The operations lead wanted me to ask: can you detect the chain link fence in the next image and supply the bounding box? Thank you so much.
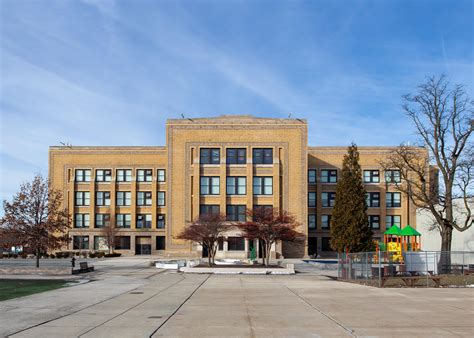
[337,251,474,287]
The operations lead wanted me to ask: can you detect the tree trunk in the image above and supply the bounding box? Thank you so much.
[439,226,453,273]
[265,243,271,267]
[36,248,40,268]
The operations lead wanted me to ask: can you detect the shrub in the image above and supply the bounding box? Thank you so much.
[96,251,105,258]
[13,254,18,258]
[0,253,3,259]
[81,251,88,258]
[20,253,28,259]
[104,253,122,258]
[49,253,55,259]
[88,252,97,258]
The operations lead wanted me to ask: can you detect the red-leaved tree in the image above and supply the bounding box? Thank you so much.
[238,207,303,266]
[0,174,70,267]
[177,213,233,266]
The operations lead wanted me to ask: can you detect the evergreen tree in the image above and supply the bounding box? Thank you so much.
[330,143,373,253]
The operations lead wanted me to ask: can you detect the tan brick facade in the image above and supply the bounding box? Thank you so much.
[49,116,430,258]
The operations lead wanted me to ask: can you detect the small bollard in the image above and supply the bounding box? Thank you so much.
[71,257,76,268]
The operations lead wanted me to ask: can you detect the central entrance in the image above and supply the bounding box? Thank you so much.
[135,236,151,255]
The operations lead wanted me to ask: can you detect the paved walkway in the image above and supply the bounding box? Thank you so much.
[1,259,473,337]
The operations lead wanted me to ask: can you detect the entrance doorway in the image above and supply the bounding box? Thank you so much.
[135,236,152,255]
[308,237,317,257]
[202,244,209,258]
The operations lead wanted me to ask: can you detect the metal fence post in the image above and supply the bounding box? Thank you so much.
[378,249,382,287]
[425,251,429,287]
[337,252,340,278]
[365,252,368,285]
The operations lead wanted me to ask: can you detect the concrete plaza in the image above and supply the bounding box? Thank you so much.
[1,258,473,337]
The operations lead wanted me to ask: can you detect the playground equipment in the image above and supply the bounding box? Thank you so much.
[375,225,422,263]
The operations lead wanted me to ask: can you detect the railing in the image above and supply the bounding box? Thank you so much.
[337,251,474,287]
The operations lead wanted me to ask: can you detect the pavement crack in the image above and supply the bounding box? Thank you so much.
[240,276,255,338]
[285,286,357,337]
[148,274,211,337]
[77,275,186,337]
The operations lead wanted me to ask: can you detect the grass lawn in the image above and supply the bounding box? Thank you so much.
[0,279,69,301]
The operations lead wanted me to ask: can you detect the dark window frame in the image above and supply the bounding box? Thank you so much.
[200,205,220,216]
[75,169,91,182]
[157,191,166,206]
[369,215,380,229]
[308,169,317,184]
[200,148,220,165]
[200,176,220,195]
[137,191,153,206]
[116,213,131,228]
[253,176,273,195]
[116,169,132,182]
[95,213,110,228]
[96,169,112,182]
[364,170,380,183]
[96,191,111,206]
[308,192,317,207]
[136,214,152,228]
[252,148,273,164]
[365,192,380,207]
[321,192,336,207]
[137,169,153,182]
[226,205,246,222]
[226,176,246,195]
[157,214,165,229]
[227,237,245,251]
[321,170,338,183]
[226,148,246,164]
[321,215,331,229]
[386,192,401,208]
[385,170,401,183]
[308,214,316,229]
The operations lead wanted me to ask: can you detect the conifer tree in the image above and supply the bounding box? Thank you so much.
[330,143,373,252]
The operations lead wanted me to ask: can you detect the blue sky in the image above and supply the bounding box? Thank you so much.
[0,0,472,202]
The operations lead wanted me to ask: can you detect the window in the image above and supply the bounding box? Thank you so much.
[96,192,111,206]
[157,192,166,206]
[321,170,337,183]
[308,170,317,184]
[137,192,152,206]
[385,170,401,183]
[252,148,273,164]
[321,215,331,229]
[200,177,220,195]
[364,170,380,183]
[227,237,245,251]
[116,191,131,206]
[73,236,89,250]
[115,236,131,250]
[96,169,112,182]
[308,214,316,229]
[386,215,401,228]
[369,215,380,229]
[322,237,333,251]
[157,214,165,229]
[200,148,220,164]
[116,214,131,228]
[226,177,246,195]
[116,169,132,182]
[308,192,317,207]
[75,169,91,182]
[253,177,272,195]
[226,148,246,164]
[137,214,152,228]
[386,192,401,207]
[95,214,110,228]
[157,169,166,182]
[94,236,108,251]
[218,237,224,251]
[137,169,153,182]
[74,213,90,228]
[200,205,220,216]
[321,192,336,207]
[156,236,166,250]
[365,192,380,207]
[75,192,90,206]
[226,205,246,222]
[252,205,273,221]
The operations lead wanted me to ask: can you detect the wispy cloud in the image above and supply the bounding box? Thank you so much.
[1,0,472,203]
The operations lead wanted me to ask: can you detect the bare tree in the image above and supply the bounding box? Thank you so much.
[381,75,473,253]
[177,213,232,266]
[1,174,70,267]
[101,221,116,254]
[238,207,304,267]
